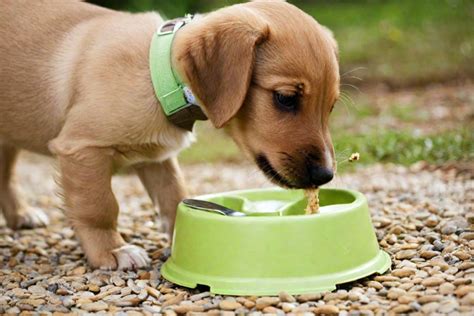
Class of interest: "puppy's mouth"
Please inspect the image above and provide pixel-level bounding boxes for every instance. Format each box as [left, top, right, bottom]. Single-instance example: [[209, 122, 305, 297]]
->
[[255, 154, 297, 188]]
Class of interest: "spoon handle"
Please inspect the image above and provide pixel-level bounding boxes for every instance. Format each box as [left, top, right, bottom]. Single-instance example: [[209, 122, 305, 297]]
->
[[182, 199, 246, 217]]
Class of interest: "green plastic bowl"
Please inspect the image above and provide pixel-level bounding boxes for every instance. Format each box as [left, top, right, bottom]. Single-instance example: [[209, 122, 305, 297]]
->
[[161, 188, 391, 295]]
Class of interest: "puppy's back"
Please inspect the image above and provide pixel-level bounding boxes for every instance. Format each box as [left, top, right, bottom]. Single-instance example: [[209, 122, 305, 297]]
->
[[0, 0, 113, 152]]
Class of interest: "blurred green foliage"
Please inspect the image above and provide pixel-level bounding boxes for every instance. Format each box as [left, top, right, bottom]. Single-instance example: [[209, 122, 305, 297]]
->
[[89, 0, 474, 84]]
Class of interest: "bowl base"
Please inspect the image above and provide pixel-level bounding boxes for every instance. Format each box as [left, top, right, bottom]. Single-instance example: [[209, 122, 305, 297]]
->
[[161, 250, 391, 296]]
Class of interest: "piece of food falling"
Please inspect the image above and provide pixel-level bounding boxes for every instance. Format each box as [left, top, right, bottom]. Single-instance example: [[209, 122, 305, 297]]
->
[[349, 152, 360, 162], [305, 188, 320, 215]]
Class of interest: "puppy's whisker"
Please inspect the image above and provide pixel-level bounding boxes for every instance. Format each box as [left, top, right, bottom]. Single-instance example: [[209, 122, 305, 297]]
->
[[342, 75, 363, 81], [340, 83, 361, 94], [341, 67, 366, 78]]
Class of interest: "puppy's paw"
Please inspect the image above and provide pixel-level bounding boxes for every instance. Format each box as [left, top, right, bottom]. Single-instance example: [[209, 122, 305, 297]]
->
[[8, 207, 49, 229], [111, 245, 151, 270]]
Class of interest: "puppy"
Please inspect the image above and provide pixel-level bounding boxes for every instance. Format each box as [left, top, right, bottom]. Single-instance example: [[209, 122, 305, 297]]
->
[[0, 0, 339, 269]]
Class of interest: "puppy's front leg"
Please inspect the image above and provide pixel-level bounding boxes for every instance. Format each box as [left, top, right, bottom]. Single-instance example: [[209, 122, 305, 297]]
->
[[58, 147, 150, 270], [134, 157, 187, 237]]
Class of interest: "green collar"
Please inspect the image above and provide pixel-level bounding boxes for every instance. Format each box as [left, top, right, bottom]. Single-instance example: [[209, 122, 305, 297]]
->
[[149, 16, 207, 131]]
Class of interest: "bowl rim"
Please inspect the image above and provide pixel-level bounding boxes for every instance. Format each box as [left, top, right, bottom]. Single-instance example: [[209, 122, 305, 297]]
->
[[179, 187, 367, 222]]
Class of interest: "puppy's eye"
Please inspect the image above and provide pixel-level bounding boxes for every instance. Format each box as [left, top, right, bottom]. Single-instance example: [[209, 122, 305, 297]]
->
[[273, 92, 299, 112]]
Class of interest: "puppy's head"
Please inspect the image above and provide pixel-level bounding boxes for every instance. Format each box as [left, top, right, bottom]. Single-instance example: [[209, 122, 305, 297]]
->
[[174, 0, 339, 189]]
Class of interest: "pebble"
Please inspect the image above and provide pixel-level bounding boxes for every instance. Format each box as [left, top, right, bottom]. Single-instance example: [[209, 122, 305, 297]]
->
[[460, 232, 474, 240], [421, 276, 444, 287], [391, 304, 412, 313], [461, 292, 474, 305], [391, 268, 416, 277], [421, 302, 439, 313], [395, 250, 417, 260], [387, 288, 406, 300], [173, 304, 205, 313], [297, 293, 321, 302], [255, 297, 279, 310], [425, 215, 439, 227], [420, 250, 438, 259], [367, 281, 383, 290], [281, 302, 296, 312], [455, 285, 474, 298], [313, 305, 339, 314], [418, 295, 443, 304], [439, 282, 455, 294], [262, 306, 280, 314], [278, 291, 296, 303], [219, 300, 242, 311], [81, 301, 108, 312], [433, 240, 445, 251]]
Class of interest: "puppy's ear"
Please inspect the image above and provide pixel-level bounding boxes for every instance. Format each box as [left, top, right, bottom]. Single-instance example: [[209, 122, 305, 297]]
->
[[175, 8, 269, 128]]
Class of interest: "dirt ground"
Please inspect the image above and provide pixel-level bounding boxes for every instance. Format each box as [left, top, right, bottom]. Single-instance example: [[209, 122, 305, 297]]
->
[[0, 152, 472, 315]]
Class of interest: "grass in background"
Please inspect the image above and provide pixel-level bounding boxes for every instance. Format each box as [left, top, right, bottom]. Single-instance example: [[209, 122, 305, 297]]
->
[[91, 0, 474, 85], [180, 122, 473, 172], [300, 0, 474, 85]]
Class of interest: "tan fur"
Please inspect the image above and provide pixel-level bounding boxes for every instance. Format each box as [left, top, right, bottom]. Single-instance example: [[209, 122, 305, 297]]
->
[[0, 0, 339, 269]]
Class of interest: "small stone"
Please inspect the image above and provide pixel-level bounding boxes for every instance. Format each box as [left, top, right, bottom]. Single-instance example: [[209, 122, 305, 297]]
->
[[458, 261, 474, 270], [461, 292, 474, 305], [81, 301, 108, 312], [88, 284, 100, 293], [396, 250, 417, 260], [438, 300, 458, 313], [425, 215, 439, 227], [367, 281, 384, 290], [392, 268, 416, 278], [278, 291, 296, 303], [433, 240, 445, 251], [441, 224, 457, 235], [219, 300, 242, 311], [348, 293, 359, 301], [387, 288, 406, 300], [173, 304, 205, 313], [391, 304, 412, 313], [18, 299, 45, 307], [189, 292, 210, 301], [460, 232, 474, 240], [398, 295, 415, 304], [455, 285, 474, 298], [453, 251, 471, 260], [422, 276, 444, 287], [71, 266, 86, 276], [439, 282, 455, 295], [111, 276, 125, 287], [262, 306, 280, 314], [420, 250, 438, 259], [255, 297, 279, 309], [6, 307, 21, 314], [421, 302, 439, 313], [145, 286, 161, 299], [313, 305, 339, 314], [453, 278, 471, 286], [297, 293, 321, 302], [281, 302, 296, 313], [162, 292, 186, 307], [418, 295, 443, 304]]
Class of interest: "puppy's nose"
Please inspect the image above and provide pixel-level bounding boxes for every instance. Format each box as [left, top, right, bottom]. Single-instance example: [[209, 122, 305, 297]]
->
[[308, 165, 334, 187]]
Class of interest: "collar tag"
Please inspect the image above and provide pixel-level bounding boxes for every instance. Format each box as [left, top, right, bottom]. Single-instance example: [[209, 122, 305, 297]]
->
[[149, 15, 207, 131]]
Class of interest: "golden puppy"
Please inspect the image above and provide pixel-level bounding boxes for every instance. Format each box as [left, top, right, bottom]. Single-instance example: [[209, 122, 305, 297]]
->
[[0, 0, 339, 269]]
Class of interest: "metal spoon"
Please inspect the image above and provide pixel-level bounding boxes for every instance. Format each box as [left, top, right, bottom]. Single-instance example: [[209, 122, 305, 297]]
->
[[182, 199, 246, 217]]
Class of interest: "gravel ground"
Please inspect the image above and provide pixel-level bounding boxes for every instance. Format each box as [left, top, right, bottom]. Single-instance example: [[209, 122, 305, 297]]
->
[[0, 155, 473, 315]]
